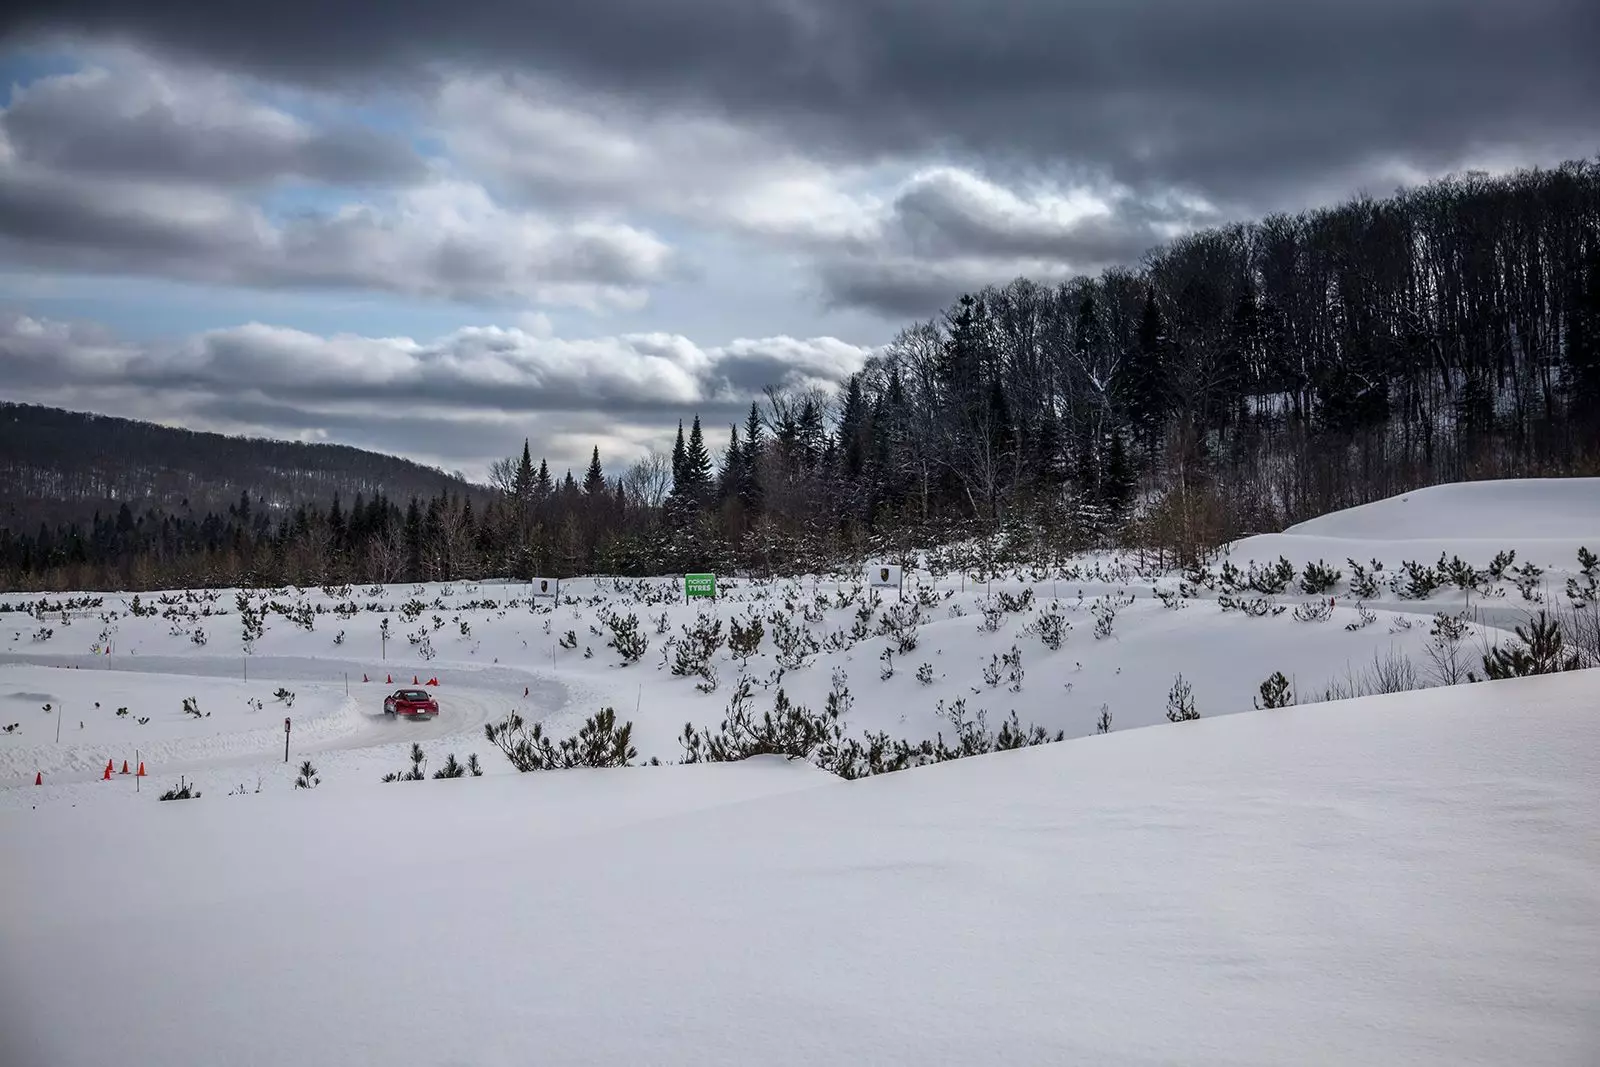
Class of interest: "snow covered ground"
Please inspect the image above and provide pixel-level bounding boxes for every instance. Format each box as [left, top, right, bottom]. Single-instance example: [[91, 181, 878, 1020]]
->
[[3, 478, 1596, 805], [1, 477, 1598, 1062], [3, 670, 1597, 1066]]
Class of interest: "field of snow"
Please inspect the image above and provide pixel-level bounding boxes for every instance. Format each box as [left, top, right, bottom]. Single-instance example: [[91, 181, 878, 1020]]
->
[[2, 477, 1598, 808], [4, 669, 1597, 1065], [2, 477, 1599, 1062]]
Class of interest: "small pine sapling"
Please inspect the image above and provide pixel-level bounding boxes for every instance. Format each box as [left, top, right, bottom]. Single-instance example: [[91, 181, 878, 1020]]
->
[[1166, 674, 1200, 722], [1254, 671, 1295, 709]]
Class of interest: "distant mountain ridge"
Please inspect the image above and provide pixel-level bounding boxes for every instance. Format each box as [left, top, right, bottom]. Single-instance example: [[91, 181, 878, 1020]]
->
[[0, 402, 485, 529]]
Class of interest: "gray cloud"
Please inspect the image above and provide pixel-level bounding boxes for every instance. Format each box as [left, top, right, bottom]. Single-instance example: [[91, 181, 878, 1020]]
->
[[1, 55, 423, 187], [0, 55, 675, 311], [7, 0, 1596, 212], [0, 313, 873, 475]]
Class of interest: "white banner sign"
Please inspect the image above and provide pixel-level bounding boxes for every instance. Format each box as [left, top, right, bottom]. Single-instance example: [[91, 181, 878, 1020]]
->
[[530, 577, 560, 599], [867, 564, 903, 589]]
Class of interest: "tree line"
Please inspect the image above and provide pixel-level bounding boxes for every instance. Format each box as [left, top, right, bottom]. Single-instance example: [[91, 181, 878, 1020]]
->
[[4, 159, 1598, 591]]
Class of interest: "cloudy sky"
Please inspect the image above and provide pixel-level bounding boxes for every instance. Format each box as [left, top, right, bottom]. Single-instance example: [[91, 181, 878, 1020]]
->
[[1, 1, 1595, 479]]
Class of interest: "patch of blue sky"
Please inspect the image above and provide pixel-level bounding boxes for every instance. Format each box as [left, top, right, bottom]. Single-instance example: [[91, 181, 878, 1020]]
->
[[0, 48, 83, 104]]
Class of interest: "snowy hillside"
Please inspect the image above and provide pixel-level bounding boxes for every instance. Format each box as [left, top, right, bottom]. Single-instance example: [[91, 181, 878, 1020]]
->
[[3, 481, 1598, 804], [4, 670, 1597, 1066], [1, 477, 1598, 1063]]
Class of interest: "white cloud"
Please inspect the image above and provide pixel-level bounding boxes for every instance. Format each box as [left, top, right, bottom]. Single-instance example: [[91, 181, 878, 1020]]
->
[[0, 52, 676, 312], [433, 72, 882, 244], [0, 313, 876, 475]]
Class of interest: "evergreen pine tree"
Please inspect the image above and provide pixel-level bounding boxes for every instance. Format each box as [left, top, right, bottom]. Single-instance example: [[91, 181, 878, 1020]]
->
[[583, 447, 606, 496], [683, 415, 714, 503], [513, 440, 536, 503], [671, 420, 688, 494], [1129, 289, 1170, 454]]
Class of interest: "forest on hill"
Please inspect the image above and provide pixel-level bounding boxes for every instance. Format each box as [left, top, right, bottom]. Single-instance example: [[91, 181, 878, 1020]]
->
[[3, 159, 1597, 592], [0, 402, 482, 527]]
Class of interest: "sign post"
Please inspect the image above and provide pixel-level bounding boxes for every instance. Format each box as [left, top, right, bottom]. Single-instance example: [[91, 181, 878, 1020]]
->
[[284, 717, 291, 763], [684, 573, 717, 602], [867, 564, 904, 599]]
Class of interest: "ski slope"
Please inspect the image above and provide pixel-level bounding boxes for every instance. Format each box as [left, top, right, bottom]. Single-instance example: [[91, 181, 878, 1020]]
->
[[3, 670, 1596, 1066]]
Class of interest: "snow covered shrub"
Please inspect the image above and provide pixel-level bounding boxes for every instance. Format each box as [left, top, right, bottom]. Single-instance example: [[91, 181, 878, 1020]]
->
[[294, 759, 320, 789], [431, 753, 483, 779], [1005, 645, 1024, 691], [876, 600, 923, 655], [1346, 559, 1382, 599], [728, 612, 764, 663], [979, 603, 1006, 633], [1424, 612, 1471, 686], [995, 588, 1034, 613], [486, 708, 637, 771], [1298, 560, 1342, 595], [1218, 594, 1284, 617], [1487, 549, 1516, 580], [1292, 599, 1334, 623], [382, 743, 429, 781], [672, 612, 726, 680], [1026, 602, 1070, 648], [274, 688, 296, 707], [1248, 556, 1297, 595], [605, 612, 650, 666], [1345, 604, 1379, 631], [558, 630, 578, 650], [182, 696, 207, 719], [1510, 561, 1545, 602], [1391, 560, 1442, 600], [879, 648, 896, 680], [158, 777, 201, 801], [1154, 587, 1188, 610], [679, 677, 841, 764], [1165, 674, 1200, 722], [915, 662, 935, 685], [768, 611, 819, 671], [1096, 704, 1113, 734], [1476, 611, 1584, 679], [1254, 672, 1295, 709]]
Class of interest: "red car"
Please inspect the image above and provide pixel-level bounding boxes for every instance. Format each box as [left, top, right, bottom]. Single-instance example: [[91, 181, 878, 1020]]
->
[[384, 688, 439, 719]]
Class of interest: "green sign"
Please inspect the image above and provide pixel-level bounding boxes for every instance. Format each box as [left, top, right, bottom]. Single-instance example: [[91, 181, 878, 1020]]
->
[[685, 573, 717, 599]]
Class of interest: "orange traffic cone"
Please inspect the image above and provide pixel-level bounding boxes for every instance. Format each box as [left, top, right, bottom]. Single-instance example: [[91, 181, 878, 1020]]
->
[[121, 759, 130, 775], [35, 771, 42, 786], [413, 675, 419, 685], [386, 674, 393, 684], [523, 686, 529, 698], [137, 762, 146, 777], [102, 764, 112, 781], [363, 673, 369, 683], [427, 677, 438, 686], [106, 758, 114, 774]]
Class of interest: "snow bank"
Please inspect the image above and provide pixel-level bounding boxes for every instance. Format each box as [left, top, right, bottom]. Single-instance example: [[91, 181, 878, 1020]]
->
[[1233, 477, 1600, 570], [3, 670, 1597, 1066]]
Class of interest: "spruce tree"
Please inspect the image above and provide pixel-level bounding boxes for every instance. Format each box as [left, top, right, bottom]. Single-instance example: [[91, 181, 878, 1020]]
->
[[1129, 289, 1169, 454], [671, 420, 688, 494], [683, 415, 714, 503], [513, 440, 535, 503], [583, 447, 606, 496]]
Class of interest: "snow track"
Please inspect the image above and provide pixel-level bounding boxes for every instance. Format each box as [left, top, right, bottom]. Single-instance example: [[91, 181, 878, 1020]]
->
[[0, 651, 570, 795]]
